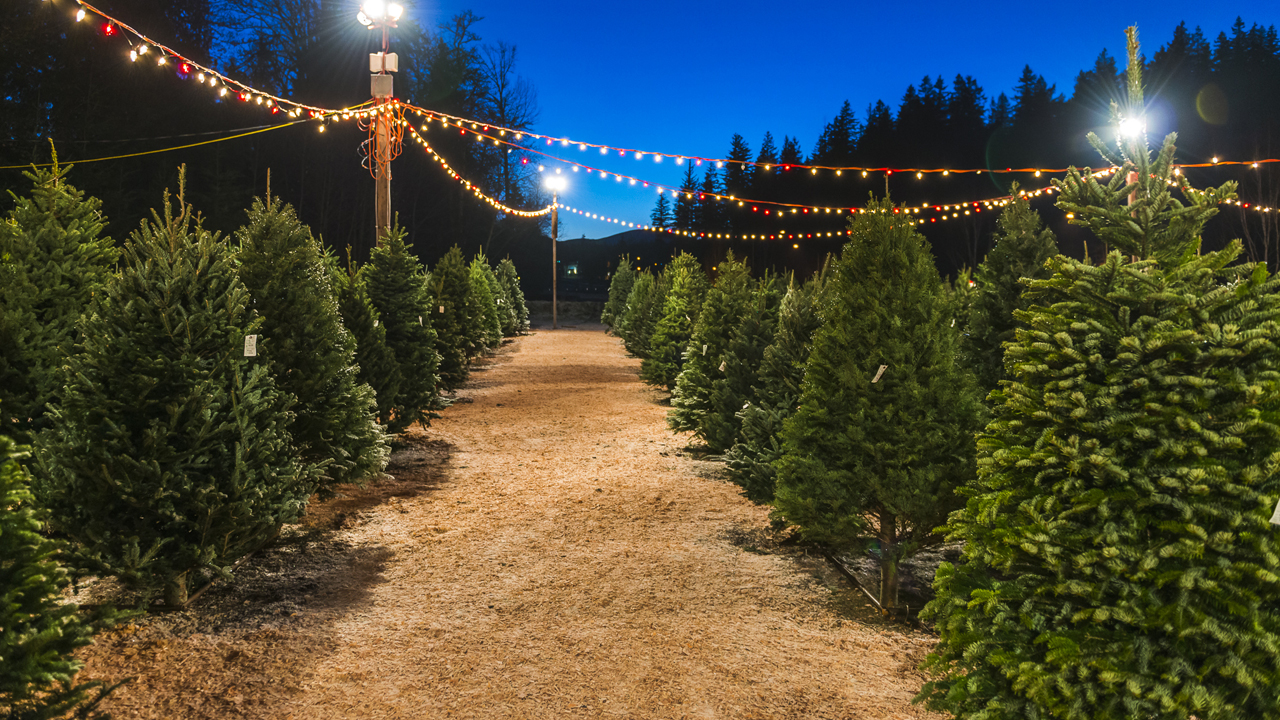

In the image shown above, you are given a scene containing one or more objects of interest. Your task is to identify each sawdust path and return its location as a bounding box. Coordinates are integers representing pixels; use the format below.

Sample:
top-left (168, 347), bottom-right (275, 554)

top-left (284, 328), bottom-right (936, 719)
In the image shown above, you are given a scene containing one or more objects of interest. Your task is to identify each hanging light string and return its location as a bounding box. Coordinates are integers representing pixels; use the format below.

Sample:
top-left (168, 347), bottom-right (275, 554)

top-left (402, 122), bottom-right (553, 217)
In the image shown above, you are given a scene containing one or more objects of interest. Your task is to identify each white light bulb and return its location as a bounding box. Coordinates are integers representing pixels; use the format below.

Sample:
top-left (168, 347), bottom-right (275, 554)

top-left (76, 8), bottom-right (86, 21)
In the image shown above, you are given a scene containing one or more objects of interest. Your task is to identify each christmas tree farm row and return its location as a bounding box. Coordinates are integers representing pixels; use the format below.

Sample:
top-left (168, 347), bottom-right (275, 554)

top-left (0, 162), bottom-right (529, 715)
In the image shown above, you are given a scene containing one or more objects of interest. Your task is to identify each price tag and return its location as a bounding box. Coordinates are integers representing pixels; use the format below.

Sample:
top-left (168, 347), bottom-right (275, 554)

top-left (1271, 497), bottom-right (1280, 526)
top-left (244, 335), bottom-right (258, 357)
top-left (702, 344), bottom-right (708, 355)
top-left (439, 305), bottom-right (445, 313)
top-left (374, 320), bottom-right (379, 327)
top-left (718, 360), bottom-right (726, 372)
top-left (418, 316), bottom-right (423, 325)
top-left (872, 364), bottom-right (888, 383)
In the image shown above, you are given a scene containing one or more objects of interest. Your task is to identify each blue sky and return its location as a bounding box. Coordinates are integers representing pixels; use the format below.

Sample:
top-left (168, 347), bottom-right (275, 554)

top-left (408, 0), bottom-right (1279, 240)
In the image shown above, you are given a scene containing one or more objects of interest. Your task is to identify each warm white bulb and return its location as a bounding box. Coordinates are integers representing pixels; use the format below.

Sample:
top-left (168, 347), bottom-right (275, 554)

top-left (1118, 116), bottom-right (1145, 138)
top-left (75, 8), bottom-right (86, 21)
top-left (388, 3), bottom-right (404, 20)
top-left (362, 0), bottom-right (386, 20)
top-left (139, 44), bottom-right (149, 54)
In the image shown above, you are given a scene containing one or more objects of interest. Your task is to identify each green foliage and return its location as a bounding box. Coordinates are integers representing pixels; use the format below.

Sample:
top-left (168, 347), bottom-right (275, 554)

top-left (921, 31), bottom-right (1274, 719)
top-left (0, 161), bottom-right (117, 443)
top-left (495, 258), bottom-right (528, 336)
top-left (330, 249), bottom-right (403, 433)
top-left (616, 270), bottom-right (667, 358)
top-left (640, 253), bottom-right (708, 389)
top-left (38, 178), bottom-right (317, 606)
top-left (726, 271), bottom-right (825, 503)
top-left (0, 432), bottom-right (121, 720)
top-left (964, 191), bottom-right (1059, 395)
top-left (364, 224), bottom-right (443, 433)
top-left (668, 252), bottom-right (755, 446)
top-left (775, 197), bottom-right (982, 610)
top-left (469, 252), bottom-right (503, 352)
top-left (427, 246), bottom-right (472, 390)
top-left (234, 197), bottom-right (388, 490)
top-left (601, 255), bottom-right (636, 330)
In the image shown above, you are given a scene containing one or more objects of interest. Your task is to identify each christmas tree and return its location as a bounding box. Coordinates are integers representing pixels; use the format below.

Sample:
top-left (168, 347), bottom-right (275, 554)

top-left (495, 258), bottom-right (528, 335)
top-left (701, 271), bottom-right (785, 454)
top-left (601, 254), bottom-right (636, 330)
top-left (364, 224), bottom-right (443, 433)
top-left (963, 189), bottom-right (1059, 396)
top-left (330, 248), bottom-right (403, 432)
top-left (944, 267), bottom-right (976, 336)
top-left (487, 258), bottom-right (518, 338)
top-left (0, 159), bottom-right (118, 443)
top-left (0, 431), bottom-right (120, 719)
top-left (38, 175), bottom-right (317, 606)
top-left (616, 269), bottom-right (666, 358)
top-left (469, 252), bottom-right (503, 352)
top-left (640, 252), bottom-right (708, 388)
top-left (774, 196), bottom-right (982, 611)
top-left (921, 29), bottom-right (1279, 719)
top-left (427, 246), bottom-right (472, 390)
top-left (726, 271), bottom-right (825, 502)
top-left (668, 252), bottom-right (754, 444)
top-left (235, 196), bottom-right (388, 490)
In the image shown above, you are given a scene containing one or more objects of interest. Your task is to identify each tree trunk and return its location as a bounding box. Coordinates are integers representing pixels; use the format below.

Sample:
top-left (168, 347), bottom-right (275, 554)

top-left (164, 572), bottom-right (188, 608)
top-left (879, 509), bottom-right (898, 611)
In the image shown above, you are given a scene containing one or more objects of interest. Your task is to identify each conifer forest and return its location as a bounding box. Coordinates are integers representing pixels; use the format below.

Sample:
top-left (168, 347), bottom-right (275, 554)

top-left (5, 2), bottom-right (1280, 718)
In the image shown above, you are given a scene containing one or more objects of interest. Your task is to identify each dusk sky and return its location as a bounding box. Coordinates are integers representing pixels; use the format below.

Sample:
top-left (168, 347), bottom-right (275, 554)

top-left (404, 0), bottom-right (1278, 241)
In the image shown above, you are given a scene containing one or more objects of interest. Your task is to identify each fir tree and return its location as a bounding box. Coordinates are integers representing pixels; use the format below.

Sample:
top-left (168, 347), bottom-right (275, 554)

top-left (640, 252), bottom-right (708, 389)
top-left (944, 267), bottom-right (977, 336)
top-left (364, 224), bottom-right (443, 433)
top-left (617, 269), bottom-right (667, 358)
top-left (428, 246), bottom-right (473, 388)
top-left (469, 252), bottom-right (503, 351)
top-left (963, 189), bottom-right (1059, 395)
top-left (0, 432), bottom-right (121, 719)
top-left (650, 195), bottom-right (673, 230)
top-left (672, 165), bottom-right (699, 231)
top-left (922, 30), bottom-right (1276, 719)
top-left (669, 252), bottom-right (754, 444)
top-left (234, 196), bottom-right (388, 490)
top-left (726, 271), bottom-right (825, 503)
top-left (0, 160), bottom-right (117, 443)
top-left (600, 254), bottom-right (636, 330)
top-left (486, 258), bottom-right (518, 338)
top-left (38, 176), bottom-right (317, 606)
top-left (330, 249), bottom-right (403, 432)
top-left (774, 196), bottom-right (982, 611)
top-left (702, 272), bottom-right (785, 454)
top-left (496, 257), bottom-right (528, 335)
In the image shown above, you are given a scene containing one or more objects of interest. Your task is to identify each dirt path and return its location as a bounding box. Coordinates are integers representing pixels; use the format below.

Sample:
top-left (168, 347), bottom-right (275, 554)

top-left (79, 328), bottom-right (939, 719)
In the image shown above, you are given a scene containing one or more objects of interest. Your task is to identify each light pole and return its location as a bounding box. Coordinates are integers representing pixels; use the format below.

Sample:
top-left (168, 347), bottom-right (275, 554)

top-left (358, 0), bottom-right (404, 245)
top-left (544, 174), bottom-right (567, 329)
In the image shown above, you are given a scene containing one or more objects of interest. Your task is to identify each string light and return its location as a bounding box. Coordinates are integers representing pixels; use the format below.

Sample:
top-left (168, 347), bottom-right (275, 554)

top-left (403, 123), bottom-right (553, 217)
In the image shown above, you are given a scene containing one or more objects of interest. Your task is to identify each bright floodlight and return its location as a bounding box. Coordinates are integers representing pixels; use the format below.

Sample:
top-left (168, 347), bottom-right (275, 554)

top-left (1119, 116), bottom-right (1145, 138)
top-left (388, 3), bottom-right (404, 20)
top-left (545, 175), bottom-right (567, 193)
top-left (357, 10), bottom-right (372, 25)
top-left (361, 0), bottom-right (386, 21)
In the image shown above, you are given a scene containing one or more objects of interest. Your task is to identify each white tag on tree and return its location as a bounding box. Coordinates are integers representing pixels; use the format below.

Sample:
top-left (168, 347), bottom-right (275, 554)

top-left (243, 335), bottom-right (258, 357)
top-left (719, 360), bottom-right (726, 372)
top-left (1271, 497), bottom-right (1280, 526)
top-left (702, 344), bottom-right (708, 355)
top-left (439, 305), bottom-right (445, 313)
top-left (418, 316), bottom-right (423, 325)
top-left (951, 318), bottom-right (956, 327)
top-left (374, 320), bottom-right (379, 327)
top-left (872, 364), bottom-right (888, 383)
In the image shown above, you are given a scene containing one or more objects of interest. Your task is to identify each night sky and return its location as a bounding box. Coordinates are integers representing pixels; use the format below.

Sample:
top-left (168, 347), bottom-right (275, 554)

top-left (404, 0), bottom-right (1278, 241)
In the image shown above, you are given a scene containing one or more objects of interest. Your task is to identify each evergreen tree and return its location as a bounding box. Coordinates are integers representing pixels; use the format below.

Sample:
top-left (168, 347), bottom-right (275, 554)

top-left (495, 257), bottom-right (528, 335)
top-left (922, 30), bottom-right (1276, 719)
top-left (672, 165), bottom-right (699, 231)
top-left (640, 252), bottom-right (708, 388)
top-left (364, 224), bottom-right (443, 432)
top-left (701, 271), bottom-right (785, 454)
top-left (650, 194), bottom-right (673, 230)
top-left (774, 196), bottom-right (982, 611)
top-left (426, 246), bottom-right (472, 390)
top-left (234, 196), bottom-right (388, 490)
top-left (601, 254), bottom-right (636, 330)
top-left (696, 167), bottom-right (726, 235)
top-left (723, 134), bottom-right (755, 237)
top-left (0, 161), bottom-right (117, 443)
top-left (726, 271), bottom-right (825, 502)
top-left (485, 259), bottom-right (517, 339)
top-left (38, 177), bottom-right (317, 606)
top-left (811, 101), bottom-right (859, 167)
top-left (669, 252), bottom-right (754, 444)
top-left (617, 269), bottom-right (667, 358)
top-left (0, 432), bottom-right (120, 719)
top-left (963, 190), bottom-right (1059, 396)
top-left (469, 252), bottom-right (503, 351)
top-left (944, 267), bottom-right (977, 336)
top-left (331, 249), bottom-right (403, 432)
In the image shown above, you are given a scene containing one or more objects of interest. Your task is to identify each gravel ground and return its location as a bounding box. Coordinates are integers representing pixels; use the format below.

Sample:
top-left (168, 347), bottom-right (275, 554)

top-left (75, 326), bottom-right (940, 719)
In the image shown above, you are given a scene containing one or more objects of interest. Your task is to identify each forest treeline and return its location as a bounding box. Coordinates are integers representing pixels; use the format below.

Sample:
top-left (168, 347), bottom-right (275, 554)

top-left (3, 4), bottom-right (1280, 277)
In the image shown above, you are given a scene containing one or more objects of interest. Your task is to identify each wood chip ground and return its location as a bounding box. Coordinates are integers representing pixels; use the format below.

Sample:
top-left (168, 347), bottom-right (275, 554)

top-left (75, 326), bottom-right (940, 719)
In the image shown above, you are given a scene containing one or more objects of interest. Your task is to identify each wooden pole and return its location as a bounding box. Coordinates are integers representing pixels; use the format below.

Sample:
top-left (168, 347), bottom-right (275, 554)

top-left (552, 196), bottom-right (558, 329)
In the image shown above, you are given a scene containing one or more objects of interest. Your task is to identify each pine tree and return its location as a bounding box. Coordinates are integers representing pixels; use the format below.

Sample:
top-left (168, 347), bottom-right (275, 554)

top-left (469, 252), bottom-right (503, 351)
top-left (234, 196), bottom-right (388, 490)
top-left (495, 257), bottom-right (528, 335)
top-left (672, 165), bottom-right (699, 231)
top-left (38, 176), bottom-right (317, 606)
top-left (922, 30), bottom-right (1278, 719)
top-left (364, 224), bottom-right (443, 433)
top-left (0, 432), bottom-right (120, 719)
top-left (963, 190), bottom-right (1059, 396)
top-left (600, 254), bottom-right (636, 330)
top-left (640, 252), bottom-right (708, 389)
top-left (702, 271), bottom-right (785, 454)
top-left (486, 258), bottom-right (518, 338)
top-left (774, 196), bottom-right (982, 611)
top-left (944, 267), bottom-right (976, 335)
top-left (0, 160), bottom-right (117, 443)
top-left (650, 194), bottom-right (673, 230)
top-left (428, 246), bottom-right (473, 388)
top-left (726, 271), bottom-right (825, 503)
top-left (617, 269), bottom-right (667, 358)
top-left (668, 252), bottom-right (754, 444)
top-left (330, 249), bottom-right (403, 432)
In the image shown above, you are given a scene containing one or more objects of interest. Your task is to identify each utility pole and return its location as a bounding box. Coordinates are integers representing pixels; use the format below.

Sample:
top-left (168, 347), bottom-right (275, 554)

top-left (358, 2), bottom-right (404, 245)
top-left (551, 197), bottom-right (559, 329)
